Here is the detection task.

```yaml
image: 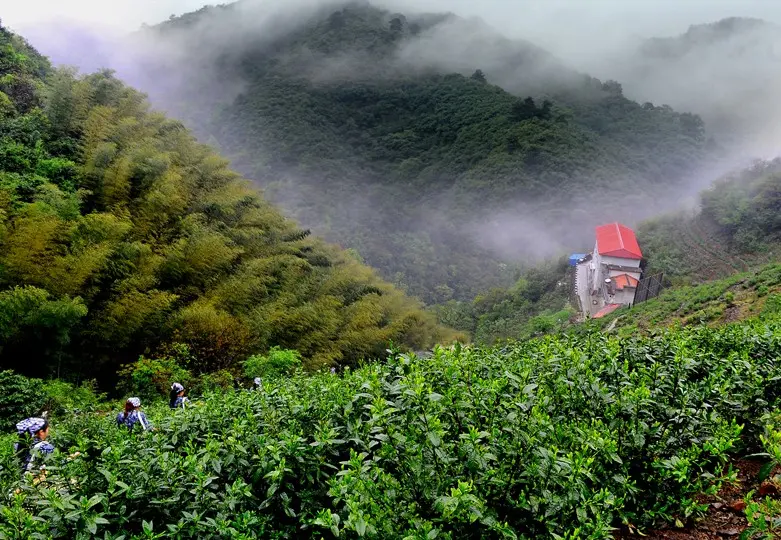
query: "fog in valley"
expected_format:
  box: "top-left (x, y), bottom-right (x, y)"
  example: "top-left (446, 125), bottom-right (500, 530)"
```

top-left (5, 0), bottom-right (781, 272)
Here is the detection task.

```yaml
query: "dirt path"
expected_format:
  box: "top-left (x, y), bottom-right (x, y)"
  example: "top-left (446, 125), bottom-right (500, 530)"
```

top-left (676, 218), bottom-right (737, 279)
top-left (617, 459), bottom-right (777, 540)
top-left (688, 218), bottom-right (750, 274)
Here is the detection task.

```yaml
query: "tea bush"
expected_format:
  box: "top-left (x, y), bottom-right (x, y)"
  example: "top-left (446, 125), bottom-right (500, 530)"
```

top-left (39, 379), bottom-right (105, 417)
top-left (191, 369), bottom-right (237, 394)
top-left (117, 354), bottom-right (193, 399)
top-left (243, 347), bottom-right (303, 379)
top-left (0, 372), bottom-right (105, 429)
top-left (4, 319), bottom-right (781, 538)
top-left (740, 413), bottom-right (781, 539)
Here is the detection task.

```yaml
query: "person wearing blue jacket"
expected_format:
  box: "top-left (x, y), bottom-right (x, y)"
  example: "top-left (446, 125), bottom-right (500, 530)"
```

top-left (117, 397), bottom-right (152, 431)
top-left (14, 417), bottom-right (54, 474)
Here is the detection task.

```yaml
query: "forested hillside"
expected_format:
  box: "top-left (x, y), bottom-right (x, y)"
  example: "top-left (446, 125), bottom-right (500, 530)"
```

top-left (638, 158), bottom-right (781, 282)
top-left (113, 2), bottom-right (713, 302)
top-left (0, 21), bottom-right (451, 384)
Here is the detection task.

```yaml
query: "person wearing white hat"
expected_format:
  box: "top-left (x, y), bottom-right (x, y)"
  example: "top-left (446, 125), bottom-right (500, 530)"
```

top-left (116, 397), bottom-right (151, 431)
top-left (169, 382), bottom-right (189, 409)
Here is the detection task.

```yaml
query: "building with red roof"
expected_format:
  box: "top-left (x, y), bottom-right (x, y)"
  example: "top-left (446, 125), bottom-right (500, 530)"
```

top-left (583, 222), bottom-right (644, 315)
top-left (593, 303), bottom-right (622, 319)
top-left (595, 223), bottom-right (643, 260)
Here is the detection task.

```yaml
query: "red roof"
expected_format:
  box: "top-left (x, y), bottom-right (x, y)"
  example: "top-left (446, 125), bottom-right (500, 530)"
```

top-left (595, 223), bottom-right (642, 260)
top-left (612, 273), bottom-right (639, 290)
top-left (593, 303), bottom-right (622, 318)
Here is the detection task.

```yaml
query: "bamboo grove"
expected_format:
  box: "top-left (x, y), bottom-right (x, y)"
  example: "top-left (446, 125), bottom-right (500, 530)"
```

top-left (0, 22), bottom-right (451, 381)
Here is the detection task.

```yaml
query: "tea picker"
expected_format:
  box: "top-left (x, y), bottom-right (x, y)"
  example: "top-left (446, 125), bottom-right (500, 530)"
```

top-left (14, 416), bottom-right (54, 476)
top-left (169, 382), bottom-right (190, 409)
top-left (117, 397), bottom-right (152, 431)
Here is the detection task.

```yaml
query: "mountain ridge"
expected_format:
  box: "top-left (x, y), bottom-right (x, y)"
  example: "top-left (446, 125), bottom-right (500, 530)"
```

top-left (105, 1), bottom-right (713, 302)
top-left (606, 15), bottom-right (781, 158)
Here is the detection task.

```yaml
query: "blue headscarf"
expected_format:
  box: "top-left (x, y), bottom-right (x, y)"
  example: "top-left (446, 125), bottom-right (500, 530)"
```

top-left (16, 417), bottom-right (47, 436)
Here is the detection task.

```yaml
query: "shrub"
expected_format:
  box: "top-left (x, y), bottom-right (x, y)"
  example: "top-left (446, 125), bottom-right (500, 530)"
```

top-left (0, 370), bottom-right (46, 429)
top-left (40, 379), bottom-right (105, 416)
top-left (242, 346), bottom-right (302, 379)
top-left (117, 351), bottom-right (192, 399)
top-left (763, 294), bottom-right (781, 318)
top-left (191, 369), bottom-right (236, 394)
top-left (0, 371), bottom-right (105, 430)
top-left (724, 291), bottom-right (735, 306)
top-left (4, 320), bottom-right (781, 537)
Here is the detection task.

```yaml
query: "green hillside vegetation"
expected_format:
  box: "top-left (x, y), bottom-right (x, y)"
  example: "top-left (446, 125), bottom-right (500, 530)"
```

top-left (133, 2), bottom-right (712, 302)
top-left (7, 7), bottom-right (781, 538)
top-left (434, 257), bottom-right (574, 344)
top-left (4, 317), bottom-right (781, 537)
top-left (582, 262), bottom-right (781, 338)
top-left (638, 158), bottom-right (781, 283)
top-left (0, 21), bottom-right (452, 384)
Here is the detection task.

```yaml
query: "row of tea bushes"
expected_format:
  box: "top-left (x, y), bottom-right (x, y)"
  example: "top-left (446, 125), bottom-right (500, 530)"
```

top-left (3, 319), bottom-right (781, 538)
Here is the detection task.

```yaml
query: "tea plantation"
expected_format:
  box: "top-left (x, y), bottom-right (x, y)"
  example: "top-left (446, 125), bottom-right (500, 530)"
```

top-left (4, 318), bottom-right (781, 538)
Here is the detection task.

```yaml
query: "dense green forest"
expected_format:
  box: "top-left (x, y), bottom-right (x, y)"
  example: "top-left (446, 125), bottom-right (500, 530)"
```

top-left (123, 2), bottom-right (713, 302)
top-left (0, 21), bottom-right (453, 384)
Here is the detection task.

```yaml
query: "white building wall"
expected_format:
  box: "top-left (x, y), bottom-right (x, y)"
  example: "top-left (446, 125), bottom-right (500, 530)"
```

top-left (613, 288), bottom-right (636, 305)
top-left (600, 255), bottom-right (641, 269)
top-left (592, 248), bottom-right (641, 294)
top-left (590, 242), bottom-right (601, 293)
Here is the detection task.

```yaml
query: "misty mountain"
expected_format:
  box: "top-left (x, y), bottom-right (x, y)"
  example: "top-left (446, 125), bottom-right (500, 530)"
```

top-left (608, 17), bottom-right (781, 158)
top-left (73, 1), bottom-right (714, 303)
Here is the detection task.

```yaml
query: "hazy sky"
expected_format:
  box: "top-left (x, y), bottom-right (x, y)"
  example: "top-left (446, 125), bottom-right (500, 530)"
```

top-left (4, 0), bottom-right (781, 42)
top-left (1, 0), bottom-right (204, 31)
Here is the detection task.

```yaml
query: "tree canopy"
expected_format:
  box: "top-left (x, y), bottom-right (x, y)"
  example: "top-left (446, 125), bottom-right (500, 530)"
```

top-left (0, 22), bottom-right (452, 384)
